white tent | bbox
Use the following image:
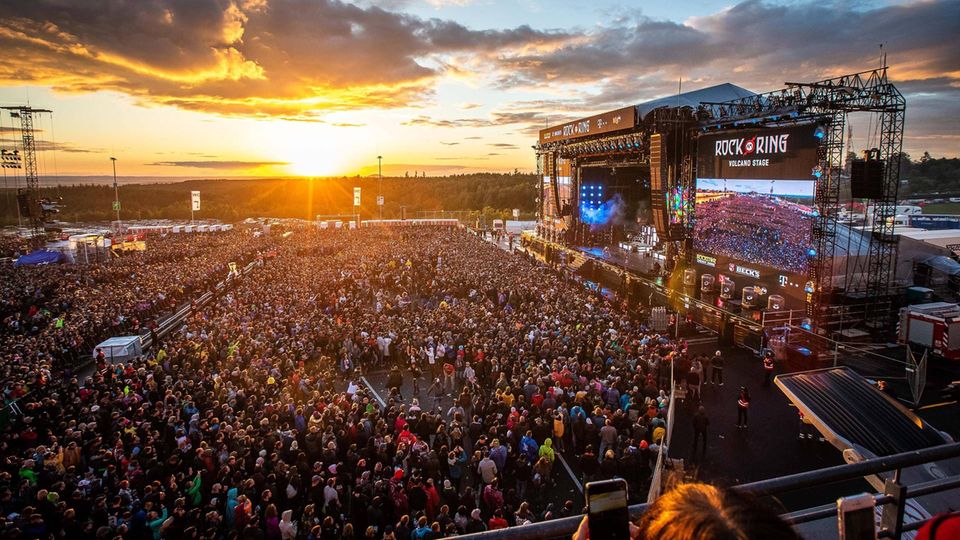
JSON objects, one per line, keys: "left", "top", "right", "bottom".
{"left": 93, "top": 335, "right": 143, "bottom": 365}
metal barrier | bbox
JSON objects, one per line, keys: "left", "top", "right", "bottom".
{"left": 455, "top": 442, "right": 960, "bottom": 540}
{"left": 646, "top": 359, "right": 676, "bottom": 502}
{"left": 141, "top": 260, "right": 256, "bottom": 350}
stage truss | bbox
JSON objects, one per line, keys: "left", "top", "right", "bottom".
{"left": 699, "top": 68, "right": 905, "bottom": 331}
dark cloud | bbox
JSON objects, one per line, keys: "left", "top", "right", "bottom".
{"left": 488, "top": 143, "right": 517, "bottom": 148}
{"left": 465, "top": 136, "right": 483, "bottom": 140}
{"left": 0, "top": 0, "right": 571, "bottom": 118}
{"left": 148, "top": 160, "right": 289, "bottom": 169}
{"left": 439, "top": 141, "right": 460, "bottom": 145}
{"left": 402, "top": 116, "right": 488, "bottom": 128}
{"left": 493, "top": 1, "right": 959, "bottom": 92}
{"left": 0, "top": 137, "right": 103, "bottom": 154}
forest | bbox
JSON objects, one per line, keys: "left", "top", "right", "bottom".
{"left": 0, "top": 173, "right": 539, "bottom": 226}
{"left": 900, "top": 153, "right": 960, "bottom": 196}
{"left": 1, "top": 153, "right": 957, "bottom": 226}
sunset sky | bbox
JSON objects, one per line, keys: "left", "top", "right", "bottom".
{"left": 0, "top": 0, "right": 957, "bottom": 179}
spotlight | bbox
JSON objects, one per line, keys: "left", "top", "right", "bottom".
{"left": 814, "top": 126, "right": 826, "bottom": 139}
{"left": 807, "top": 248, "right": 817, "bottom": 257}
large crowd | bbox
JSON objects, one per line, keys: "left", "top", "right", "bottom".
{"left": 0, "top": 225, "right": 683, "bottom": 540}
{"left": 1, "top": 231, "right": 271, "bottom": 420}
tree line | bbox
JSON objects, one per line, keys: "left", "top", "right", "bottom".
{"left": 0, "top": 173, "right": 539, "bottom": 226}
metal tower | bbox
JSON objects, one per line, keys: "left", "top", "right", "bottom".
{"left": 3, "top": 106, "right": 52, "bottom": 245}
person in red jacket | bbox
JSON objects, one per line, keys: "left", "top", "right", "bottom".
{"left": 762, "top": 351, "right": 775, "bottom": 387}
{"left": 487, "top": 509, "right": 508, "bottom": 530}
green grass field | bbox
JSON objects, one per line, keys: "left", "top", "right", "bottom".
{"left": 922, "top": 203, "right": 960, "bottom": 214}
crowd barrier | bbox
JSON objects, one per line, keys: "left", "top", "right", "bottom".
{"left": 455, "top": 442, "right": 960, "bottom": 540}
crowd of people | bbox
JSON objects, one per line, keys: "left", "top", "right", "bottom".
{"left": 0, "top": 224, "right": 687, "bottom": 540}
{"left": 1, "top": 231, "right": 272, "bottom": 419}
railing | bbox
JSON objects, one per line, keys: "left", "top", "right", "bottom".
{"left": 455, "top": 442, "right": 960, "bottom": 540}
{"left": 646, "top": 358, "right": 676, "bottom": 502}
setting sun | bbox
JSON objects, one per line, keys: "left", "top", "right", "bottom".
{"left": 286, "top": 146, "right": 343, "bottom": 177}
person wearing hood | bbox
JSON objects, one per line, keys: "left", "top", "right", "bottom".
{"left": 279, "top": 509, "right": 297, "bottom": 540}
{"left": 225, "top": 487, "right": 239, "bottom": 528}
{"left": 538, "top": 437, "right": 555, "bottom": 464}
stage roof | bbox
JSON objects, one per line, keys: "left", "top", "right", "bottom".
{"left": 538, "top": 83, "right": 755, "bottom": 145}
{"left": 635, "top": 82, "right": 755, "bottom": 120}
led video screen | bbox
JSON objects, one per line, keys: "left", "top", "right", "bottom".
{"left": 694, "top": 124, "right": 821, "bottom": 275}
{"left": 693, "top": 179, "right": 815, "bottom": 274}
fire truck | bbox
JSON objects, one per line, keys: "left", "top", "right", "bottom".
{"left": 898, "top": 302, "right": 960, "bottom": 360}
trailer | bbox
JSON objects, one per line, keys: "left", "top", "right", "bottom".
{"left": 898, "top": 302, "right": 960, "bottom": 360}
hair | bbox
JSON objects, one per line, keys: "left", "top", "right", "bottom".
{"left": 635, "top": 483, "right": 798, "bottom": 540}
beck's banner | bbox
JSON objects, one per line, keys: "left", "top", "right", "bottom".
{"left": 697, "top": 123, "right": 821, "bottom": 181}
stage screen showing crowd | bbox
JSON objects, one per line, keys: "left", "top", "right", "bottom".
{"left": 692, "top": 124, "right": 821, "bottom": 304}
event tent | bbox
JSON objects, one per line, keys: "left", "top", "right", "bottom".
{"left": 14, "top": 249, "right": 63, "bottom": 266}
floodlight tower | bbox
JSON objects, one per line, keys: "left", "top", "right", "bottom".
{"left": 378, "top": 155, "right": 383, "bottom": 220}
{"left": 110, "top": 157, "right": 121, "bottom": 231}
{"left": 2, "top": 106, "right": 52, "bottom": 246}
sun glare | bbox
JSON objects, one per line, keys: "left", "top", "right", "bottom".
{"left": 257, "top": 122, "right": 348, "bottom": 177}
{"left": 286, "top": 144, "right": 343, "bottom": 176}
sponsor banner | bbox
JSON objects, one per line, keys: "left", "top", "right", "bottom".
{"left": 728, "top": 262, "right": 760, "bottom": 279}
{"left": 695, "top": 253, "right": 716, "bottom": 267}
{"left": 697, "top": 123, "right": 821, "bottom": 181}
{"left": 353, "top": 187, "right": 361, "bottom": 206}
{"left": 539, "top": 106, "right": 636, "bottom": 144}
{"left": 191, "top": 191, "right": 201, "bottom": 211}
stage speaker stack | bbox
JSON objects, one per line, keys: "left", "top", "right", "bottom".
{"left": 683, "top": 268, "right": 697, "bottom": 287}
{"left": 16, "top": 191, "right": 41, "bottom": 219}
{"left": 649, "top": 133, "right": 669, "bottom": 238}
{"left": 767, "top": 294, "right": 785, "bottom": 311}
{"left": 701, "top": 274, "right": 716, "bottom": 292}
{"left": 741, "top": 286, "right": 758, "bottom": 308}
{"left": 850, "top": 150, "right": 884, "bottom": 199}
{"left": 720, "top": 279, "right": 735, "bottom": 300}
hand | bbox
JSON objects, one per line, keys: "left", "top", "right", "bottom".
{"left": 571, "top": 515, "right": 640, "bottom": 540}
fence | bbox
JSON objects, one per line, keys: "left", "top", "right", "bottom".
{"left": 454, "top": 442, "right": 960, "bottom": 540}
{"left": 646, "top": 357, "right": 676, "bottom": 502}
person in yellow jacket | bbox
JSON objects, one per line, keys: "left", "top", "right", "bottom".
{"left": 538, "top": 437, "right": 556, "bottom": 465}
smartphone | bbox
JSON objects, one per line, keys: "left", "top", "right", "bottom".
{"left": 837, "top": 493, "right": 877, "bottom": 540}
{"left": 586, "top": 478, "right": 630, "bottom": 540}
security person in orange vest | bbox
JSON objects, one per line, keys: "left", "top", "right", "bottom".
{"left": 762, "top": 350, "right": 775, "bottom": 387}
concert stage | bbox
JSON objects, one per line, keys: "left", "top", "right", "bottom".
{"left": 533, "top": 68, "right": 918, "bottom": 338}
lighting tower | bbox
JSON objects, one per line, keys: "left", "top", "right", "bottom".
{"left": 2, "top": 106, "right": 52, "bottom": 246}
{"left": 377, "top": 155, "right": 383, "bottom": 220}
{"left": 110, "top": 157, "right": 121, "bottom": 231}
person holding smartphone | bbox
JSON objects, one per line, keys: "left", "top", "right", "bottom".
{"left": 573, "top": 482, "right": 798, "bottom": 540}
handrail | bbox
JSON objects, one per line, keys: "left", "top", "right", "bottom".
{"left": 731, "top": 442, "right": 960, "bottom": 497}
{"left": 646, "top": 358, "right": 676, "bottom": 502}
{"left": 455, "top": 442, "right": 960, "bottom": 540}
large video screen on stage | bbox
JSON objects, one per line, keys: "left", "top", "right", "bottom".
{"left": 694, "top": 124, "right": 820, "bottom": 276}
